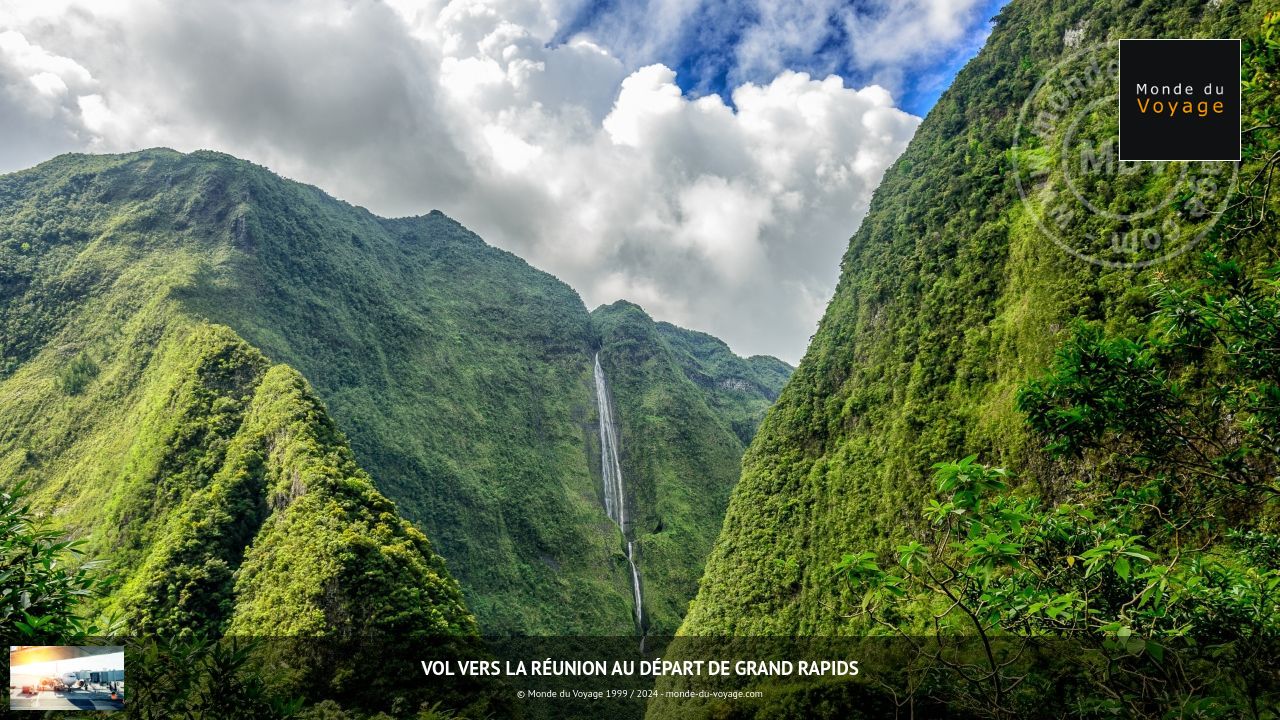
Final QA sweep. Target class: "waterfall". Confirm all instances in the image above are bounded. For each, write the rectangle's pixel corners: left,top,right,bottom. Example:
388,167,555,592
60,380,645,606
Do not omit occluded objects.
593,353,646,638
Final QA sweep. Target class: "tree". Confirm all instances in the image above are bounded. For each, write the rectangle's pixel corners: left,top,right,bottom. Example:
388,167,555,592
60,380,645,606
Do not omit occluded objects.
836,450,1279,718
834,18,1280,717
0,480,119,641
129,635,304,720
834,257,1280,717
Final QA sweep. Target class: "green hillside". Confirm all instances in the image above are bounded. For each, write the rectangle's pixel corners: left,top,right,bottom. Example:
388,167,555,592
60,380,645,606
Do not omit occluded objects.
682,0,1280,636
0,149,788,636
0,301,475,638
592,302,787,634
655,320,793,447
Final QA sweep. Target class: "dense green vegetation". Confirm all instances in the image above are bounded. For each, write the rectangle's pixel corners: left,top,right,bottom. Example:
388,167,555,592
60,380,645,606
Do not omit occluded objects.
1,493,490,718
663,5,1280,717
653,320,792,447
821,239,1280,717
1,316,477,639
1,481,119,641
98,328,477,639
592,302,788,634
130,636,306,720
683,0,1280,638
0,148,786,636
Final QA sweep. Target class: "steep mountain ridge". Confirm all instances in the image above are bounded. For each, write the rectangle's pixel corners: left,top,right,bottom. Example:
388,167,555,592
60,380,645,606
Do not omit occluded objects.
682,0,1279,635
0,149,789,635
0,297,476,637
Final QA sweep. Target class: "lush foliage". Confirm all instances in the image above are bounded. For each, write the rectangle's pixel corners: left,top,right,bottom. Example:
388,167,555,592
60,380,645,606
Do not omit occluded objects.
101,330,477,639
57,350,99,395
0,480,119,641
654,319,791,446
129,635,305,720
592,302,787,634
0,147,784,637
833,251,1280,714
838,454,1278,717
683,0,1280,637
680,8,1280,716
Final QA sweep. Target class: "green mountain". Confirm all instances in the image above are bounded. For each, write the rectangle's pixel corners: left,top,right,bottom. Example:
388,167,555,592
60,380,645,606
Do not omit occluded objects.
654,320,793,448
682,0,1280,636
592,301,790,633
0,149,789,636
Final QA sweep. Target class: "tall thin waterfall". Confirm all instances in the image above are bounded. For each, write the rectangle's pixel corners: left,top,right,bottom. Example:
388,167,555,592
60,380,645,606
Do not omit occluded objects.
593,353,645,637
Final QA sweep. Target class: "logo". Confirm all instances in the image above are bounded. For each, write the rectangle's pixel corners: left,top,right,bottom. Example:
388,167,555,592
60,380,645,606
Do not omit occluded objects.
1013,42,1238,269
1119,39,1241,161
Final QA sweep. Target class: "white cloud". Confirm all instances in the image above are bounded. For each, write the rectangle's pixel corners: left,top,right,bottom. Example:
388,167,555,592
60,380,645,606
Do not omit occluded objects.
559,0,995,102
0,27,99,167
0,0,922,364
841,0,989,67
838,0,994,92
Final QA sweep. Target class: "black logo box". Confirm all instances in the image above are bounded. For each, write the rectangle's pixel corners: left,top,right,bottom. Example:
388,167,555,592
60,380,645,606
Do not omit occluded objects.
1119,38,1240,162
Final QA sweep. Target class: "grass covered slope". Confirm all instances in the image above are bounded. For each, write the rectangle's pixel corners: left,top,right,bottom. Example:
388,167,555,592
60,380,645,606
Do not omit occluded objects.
592,302,789,634
172,154,619,634
0,148,788,635
0,149,616,633
112,331,477,639
225,363,477,638
0,304,475,637
681,0,1280,635
656,321,792,447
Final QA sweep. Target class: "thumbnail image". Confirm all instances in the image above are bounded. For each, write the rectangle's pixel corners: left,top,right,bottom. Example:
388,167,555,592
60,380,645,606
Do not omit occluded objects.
8,646,124,712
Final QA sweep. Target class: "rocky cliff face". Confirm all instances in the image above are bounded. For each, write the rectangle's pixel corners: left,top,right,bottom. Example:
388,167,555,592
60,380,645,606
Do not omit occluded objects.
680,0,1278,635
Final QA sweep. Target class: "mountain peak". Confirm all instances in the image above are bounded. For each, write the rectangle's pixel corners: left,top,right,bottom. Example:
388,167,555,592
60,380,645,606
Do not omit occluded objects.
1,147,787,638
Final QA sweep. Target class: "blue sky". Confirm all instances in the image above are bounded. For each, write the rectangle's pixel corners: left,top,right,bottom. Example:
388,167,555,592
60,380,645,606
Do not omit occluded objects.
555,0,1008,116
